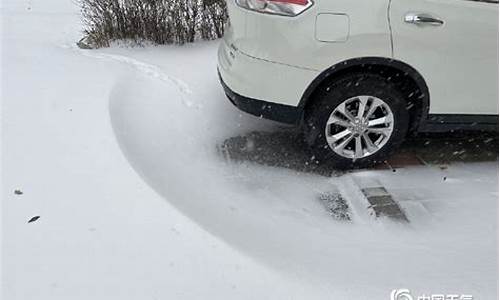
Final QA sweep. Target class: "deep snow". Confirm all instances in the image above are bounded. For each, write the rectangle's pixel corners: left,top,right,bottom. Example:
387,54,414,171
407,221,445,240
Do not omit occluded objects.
1,1,498,299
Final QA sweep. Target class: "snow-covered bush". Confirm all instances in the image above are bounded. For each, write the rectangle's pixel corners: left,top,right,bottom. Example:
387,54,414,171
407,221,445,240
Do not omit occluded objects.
79,0,228,48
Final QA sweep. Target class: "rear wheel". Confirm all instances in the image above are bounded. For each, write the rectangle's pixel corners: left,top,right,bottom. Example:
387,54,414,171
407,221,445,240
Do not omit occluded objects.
304,73,409,169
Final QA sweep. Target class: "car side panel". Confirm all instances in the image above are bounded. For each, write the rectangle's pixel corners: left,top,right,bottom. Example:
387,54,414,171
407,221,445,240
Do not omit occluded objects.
390,0,499,115
239,0,393,72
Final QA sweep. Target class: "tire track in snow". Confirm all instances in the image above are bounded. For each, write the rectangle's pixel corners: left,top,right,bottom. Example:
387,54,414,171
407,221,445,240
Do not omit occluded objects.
66,44,196,107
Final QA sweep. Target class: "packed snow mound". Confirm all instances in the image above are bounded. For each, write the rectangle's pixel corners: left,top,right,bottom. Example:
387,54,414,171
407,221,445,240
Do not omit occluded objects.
108,68,498,298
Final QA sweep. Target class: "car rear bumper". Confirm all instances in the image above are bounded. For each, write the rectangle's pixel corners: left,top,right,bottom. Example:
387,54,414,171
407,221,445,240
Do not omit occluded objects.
218,70,303,124
217,37,318,120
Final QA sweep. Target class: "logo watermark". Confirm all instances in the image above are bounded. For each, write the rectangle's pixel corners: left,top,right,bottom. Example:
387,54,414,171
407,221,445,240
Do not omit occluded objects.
390,289,473,300
391,289,413,300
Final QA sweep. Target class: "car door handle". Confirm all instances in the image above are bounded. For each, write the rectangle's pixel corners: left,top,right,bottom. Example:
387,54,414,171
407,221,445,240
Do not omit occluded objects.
404,13,444,26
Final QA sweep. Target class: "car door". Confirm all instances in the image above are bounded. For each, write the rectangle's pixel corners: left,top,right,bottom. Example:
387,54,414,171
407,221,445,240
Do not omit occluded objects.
390,0,498,115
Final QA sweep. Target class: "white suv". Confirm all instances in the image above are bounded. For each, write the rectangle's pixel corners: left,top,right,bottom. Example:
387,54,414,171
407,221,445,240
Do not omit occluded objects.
218,0,499,168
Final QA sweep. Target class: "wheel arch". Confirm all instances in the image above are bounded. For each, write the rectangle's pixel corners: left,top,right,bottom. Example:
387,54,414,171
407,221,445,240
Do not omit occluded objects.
299,57,430,133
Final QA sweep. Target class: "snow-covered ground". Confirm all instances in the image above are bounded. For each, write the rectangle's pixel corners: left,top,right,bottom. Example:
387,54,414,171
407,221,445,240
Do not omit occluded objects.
1,1,498,299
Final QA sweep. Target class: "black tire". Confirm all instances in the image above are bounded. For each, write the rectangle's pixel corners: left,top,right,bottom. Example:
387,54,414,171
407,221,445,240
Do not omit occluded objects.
303,73,409,169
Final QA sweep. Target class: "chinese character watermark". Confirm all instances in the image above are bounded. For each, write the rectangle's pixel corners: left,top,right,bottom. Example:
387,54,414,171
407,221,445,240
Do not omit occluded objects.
391,289,473,300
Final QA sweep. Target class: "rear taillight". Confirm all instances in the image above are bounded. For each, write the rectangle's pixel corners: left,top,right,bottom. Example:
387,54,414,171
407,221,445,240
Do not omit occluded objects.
235,0,313,17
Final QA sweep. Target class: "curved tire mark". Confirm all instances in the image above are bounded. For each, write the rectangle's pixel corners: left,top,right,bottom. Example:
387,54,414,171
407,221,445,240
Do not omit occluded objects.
66,44,195,106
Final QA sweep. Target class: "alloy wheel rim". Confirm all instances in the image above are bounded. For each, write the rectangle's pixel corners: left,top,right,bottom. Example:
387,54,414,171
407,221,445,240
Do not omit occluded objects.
325,95,395,160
